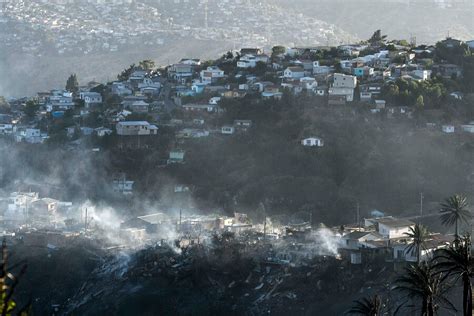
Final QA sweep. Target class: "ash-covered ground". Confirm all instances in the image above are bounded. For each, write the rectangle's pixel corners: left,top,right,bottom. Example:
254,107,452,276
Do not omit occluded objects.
5,228,398,316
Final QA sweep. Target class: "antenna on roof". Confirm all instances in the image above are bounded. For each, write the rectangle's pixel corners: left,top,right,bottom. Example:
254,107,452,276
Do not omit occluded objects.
204,0,208,29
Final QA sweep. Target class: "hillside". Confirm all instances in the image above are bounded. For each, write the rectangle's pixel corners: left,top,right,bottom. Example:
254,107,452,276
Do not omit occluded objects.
277,0,474,44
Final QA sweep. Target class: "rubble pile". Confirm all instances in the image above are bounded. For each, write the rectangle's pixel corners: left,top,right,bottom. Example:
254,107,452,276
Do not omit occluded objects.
58,236,393,315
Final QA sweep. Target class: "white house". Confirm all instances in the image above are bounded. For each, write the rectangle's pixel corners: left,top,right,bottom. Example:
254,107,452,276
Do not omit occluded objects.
411,70,431,81
392,234,453,263
333,73,357,89
301,137,324,147
182,103,217,112
221,126,235,135
209,97,221,105
374,217,415,239
95,127,113,137
328,73,357,102
200,66,225,84
300,77,318,91
461,124,474,133
138,78,161,95
0,124,13,135
283,66,305,79
313,65,333,76
341,231,384,250
113,180,134,195
237,55,257,68
128,100,149,113
168,64,194,82
79,92,102,108
48,91,75,110
442,125,455,133
111,82,132,96
20,128,42,144
116,121,158,136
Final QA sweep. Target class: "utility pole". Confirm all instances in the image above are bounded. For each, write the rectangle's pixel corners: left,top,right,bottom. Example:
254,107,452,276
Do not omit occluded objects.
356,202,360,231
420,192,424,217
260,202,266,241
84,208,88,234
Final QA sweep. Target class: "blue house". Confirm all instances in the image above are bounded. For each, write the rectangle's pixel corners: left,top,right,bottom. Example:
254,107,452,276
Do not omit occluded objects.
192,83,206,94
353,67,365,77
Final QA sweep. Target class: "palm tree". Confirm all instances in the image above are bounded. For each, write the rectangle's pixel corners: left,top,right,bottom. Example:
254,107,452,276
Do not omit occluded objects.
404,224,430,264
345,295,383,316
440,195,471,241
433,235,473,316
393,262,455,316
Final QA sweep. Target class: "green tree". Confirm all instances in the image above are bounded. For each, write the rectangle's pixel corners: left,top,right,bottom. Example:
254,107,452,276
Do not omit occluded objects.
0,97,10,113
24,100,39,119
440,195,471,241
393,262,455,316
250,61,268,77
65,74,79,94
117,64,136,81
138,59,156,72
404,224,430,264
368,30,387,46
0,239,29,315
415,95,424,110
433,235,473,316
271,45,286,58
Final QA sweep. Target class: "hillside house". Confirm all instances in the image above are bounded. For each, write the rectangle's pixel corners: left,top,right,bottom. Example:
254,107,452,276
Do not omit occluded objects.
461,124,474,133
200,66,225,84
221,126,235,135
113,179,134,195
116,121,158,136
121,213,171,234
301,137,324,147
300,77,318,92
182,103,217,112
95,127,113,137
353,66,374,78
392,234,453,263
283,66,305,79
341,231,384,250
234,120,252,130
168,150,185,164
442,125,455,133
0,124,13,135
79,92,102,108
432,64,462,78
369,217,415,239
240,48,263,56
328,73,357,102
237,55,258,68
111,82,132,96
128,100,149,113
168,64,194,83
47,91,75,110
29,198,58,226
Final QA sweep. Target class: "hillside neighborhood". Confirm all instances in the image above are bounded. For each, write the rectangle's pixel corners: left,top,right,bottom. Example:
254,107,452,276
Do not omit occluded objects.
1,35,473,152
1,33,473,261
